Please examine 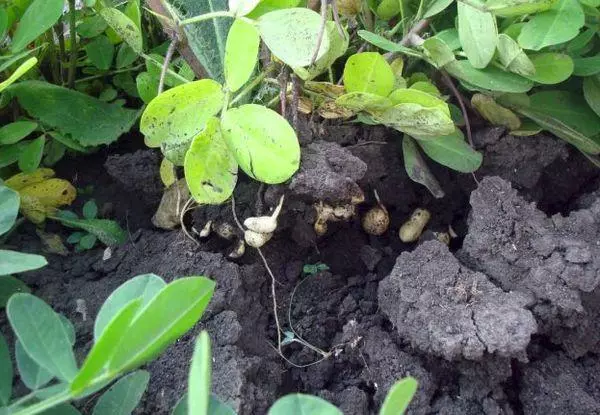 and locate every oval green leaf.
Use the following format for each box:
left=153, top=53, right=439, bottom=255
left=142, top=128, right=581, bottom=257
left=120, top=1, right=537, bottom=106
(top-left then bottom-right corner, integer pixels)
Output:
left=0, top=333, right=11, bottom=406
left=530, top=91, right=600, bottom=137
left=225, top=19, right=260, bottom=93
left=380, top=377, right=418, bottom=415
left=416, top=129, right=483, bottom=173
left=472, top=93, right=521, bottom=130
left=11, top=0, right=63, bottom=52
left=573, top=55, right=600, bottom=77
left=229, top=0, right=261, bottom=16
left=583, top=75, right=600, bottom=117
left=457, top=0, right=498, bottom=68
left=221, top=104, right=300, bottom=183
left=0, top=57, right=38, bottom=93
left=0, top=276, right=30, bottom=308
left=140, top=80, right=224, bottom=165
left=107, top=277, right=215, bottom=374
left=188, top=332, right=211, bottom=415
left=335, top=92, right=393, bottom=112
left=524, top=53, right=573, bottom=84
left=136, top=72, right=159, bottom=104
left=445, top=60, right=533, bottom=92
left=0, top=250, right=47, bottom=276
left=517, top=0, right=584, bottom=51
left=6, top=293, right=77, bottom=382
left=15, top=338, right=53, bottom=390
left=343, top=52, right=395, bottom=97
left=497, top=34, right=535, bottom=76
left=375, top=103, right=455, bottom=138
left=0, top=184, right=19, bottom=236
left=18, top=136, right=45, bottom=173
left=486, top=0, right=558, bottom=16
left=402, top=135, right=445, bottom=199
left=268, top=394, right=342, bottom=415
left=388, top=89, right=451, bottom=116
left=423, top=0, right=454, bottom=18
left=184, top=117, right=238, bottom=204
left=0, top=121, right=38, bottom=145
left=295, top=21, right=349, bottom=81
left=85, top=35, right=115, bottom=70
left=422, top=37, right=455, bottom=68
left=100, top=8, right=143, bottom=54
left=92, top=370, right=150, bottom=415
left=258, top=8, right=329, bottom=67
left=94, top=274, right=166, bottom=341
